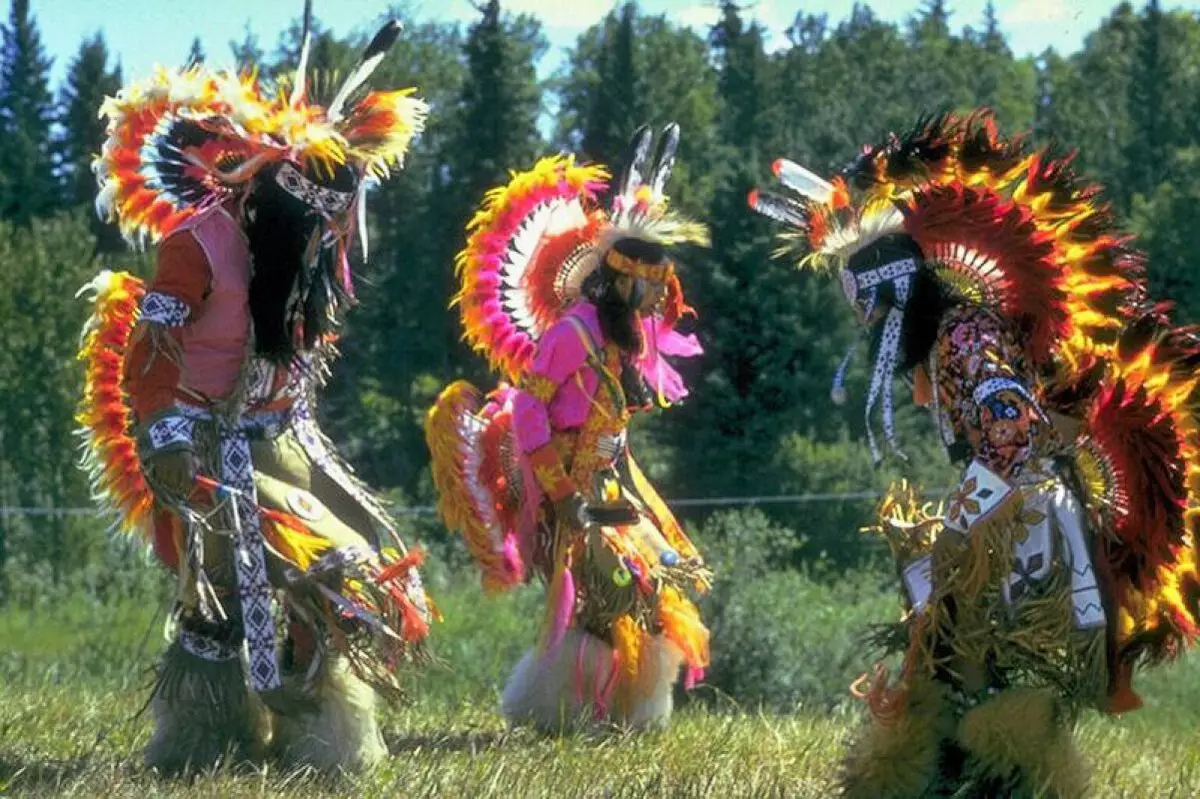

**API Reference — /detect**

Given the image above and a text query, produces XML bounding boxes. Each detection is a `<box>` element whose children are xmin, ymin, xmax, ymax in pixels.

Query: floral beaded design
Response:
<box><xmin>931</xmin><ymin>306</ymin><xmax>1052</xmax><ymax>478</ymax></box>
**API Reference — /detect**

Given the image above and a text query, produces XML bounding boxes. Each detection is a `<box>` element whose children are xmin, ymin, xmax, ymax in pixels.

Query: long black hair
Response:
<box><xmin>242</xmin><ymin>160</ymin><xmax>358</xmax><ymax>363</ymax></box>
<box><xmin>581</xmin><ymin>236</ymin><xmax>667</xmax><ymax>409</ymax></box>
<box><xmin>852</xmin><ymin>233</ymin><xmax>957</xmax><ymax>372</ymax></box>
<box><xmin>582</xmin><ymin>236</ymin><xmax>665</xmax><ymax>352</ymax></box>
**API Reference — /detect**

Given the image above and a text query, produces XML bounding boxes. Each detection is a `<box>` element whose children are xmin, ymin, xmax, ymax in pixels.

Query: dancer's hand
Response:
<box><xmin>148</xmin><ymin>449</ymin><xmax>196</xmax><ymax>499</ymax></box>
<box><xmin>554</xmin><ymin>492</ymin><xmax>589</xmax><ymax>531</ymax></box>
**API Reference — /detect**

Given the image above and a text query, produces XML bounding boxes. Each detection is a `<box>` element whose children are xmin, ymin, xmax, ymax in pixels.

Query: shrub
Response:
<box><xmin>691</xmin><ymin>507</ymin><xmax>900</xmax><ymax>710</ymax></box>
<box><xmin>700</xmin><ymin>568</ymin><xmax>898</xmax><ymax>711</ymax></box>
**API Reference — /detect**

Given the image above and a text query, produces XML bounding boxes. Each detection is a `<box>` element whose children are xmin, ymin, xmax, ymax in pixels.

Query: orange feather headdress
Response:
<box><xmin>94</xmin><ymin>9</ymin><xmax>427</xmax><ymax>248</ymax></box>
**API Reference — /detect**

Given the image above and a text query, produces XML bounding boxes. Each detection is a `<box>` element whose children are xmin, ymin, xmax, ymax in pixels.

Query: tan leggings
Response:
<box><xmin>250</xmin><ymin>431</ymin><xmax>381</xmax><ymax>552</ymax></box>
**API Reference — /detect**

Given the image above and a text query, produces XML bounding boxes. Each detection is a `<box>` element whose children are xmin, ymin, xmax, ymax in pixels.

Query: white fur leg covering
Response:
<box><xmin>501</xmin><ymin>629</ymin><xmax>685</xmax><ymax>733</ymax></box>
<box><xmin>272</xmin><ymin>657</ymin><xmax>387</xmax><ymax>773</ymax></box>
<box><xmin>617</xmin><ymin>633</ymin><xmax>685</xmax><ymax>731</ymax></box>
<box><xmin>143</xmin><ymin>642</ymin><xmax>270</xmax><ymax>775</ymax></box>
<box><xmin>502</xmin><ymin>628</ymin><xmax>614</xmax><ymax>733</ymax></box>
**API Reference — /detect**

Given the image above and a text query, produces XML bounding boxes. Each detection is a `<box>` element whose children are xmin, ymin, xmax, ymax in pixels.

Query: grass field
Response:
<box><xmin>2</xmin><ymin>577</ymin><xmax>1199</xmax><ymax>797</ymax></box>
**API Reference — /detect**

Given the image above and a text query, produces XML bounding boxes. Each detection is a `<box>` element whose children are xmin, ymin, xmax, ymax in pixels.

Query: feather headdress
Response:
<box><xmin>94</xmin><ymin>2</ymin><xmax>427</xmax><ymax>248</ymax></box>
<box><xmin>454</xmin><ymin>123</ymin><xmax>707</xmax><ymax>402</ymax></box>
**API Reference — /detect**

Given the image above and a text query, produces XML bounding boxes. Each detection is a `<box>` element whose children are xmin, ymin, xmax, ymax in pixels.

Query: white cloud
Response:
<box><xmin>496</xmin><ymin>0</ymin><xmax>616</xmax><ymax>30</ymax></box>
<box><xmin>1001</xmin><ymin>0</ymin><xmax>1077</xmax><ymax>26</ymax></box>
<box><xmin>674</xmin><ymin>4</ymin><xmax>719</xmax><ymax>31</ymax></box>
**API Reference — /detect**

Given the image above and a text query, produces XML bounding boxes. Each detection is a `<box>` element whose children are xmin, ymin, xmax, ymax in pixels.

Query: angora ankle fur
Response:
<box><xmin>143</xmin><ymin>642</ymin><xmax>270</xmax><ymax>775</ymax></box>
<box><xmin>957</xmin><ymin>687</ymin><xmax>1090</xmax><ymax>799</ymax></box>
<box><xmin>271</xmin><ymin>656</ymin><xmax>387</xmax><ymax>774</ymax></box>
<box><xmin>501</xmin><ymin>628</ymin><xmax>684</xmax><ymax>734</ymax></box>
<box><xmin>837</xmin><ymin>677</ymin><xmax>957</xmax><ymax>799</ymax></box>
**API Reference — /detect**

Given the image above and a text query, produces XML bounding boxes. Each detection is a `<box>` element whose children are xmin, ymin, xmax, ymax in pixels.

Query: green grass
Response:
<box><xmin>2</xmin><ymin>578</ymin><xmax>1200</xmax><ymax>797</ymax></box>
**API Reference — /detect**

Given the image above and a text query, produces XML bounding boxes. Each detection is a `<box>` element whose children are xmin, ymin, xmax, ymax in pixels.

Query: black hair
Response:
<box><xmin>243</xmin><ymin>160</ymin><xmax>359</xmax><ymax>363</ymax></box>
<box><xmin>582</xmin><ymin>236</ymin><xmax>667</xmax><ymax>352</ymax></box>
<box><xmin>853</xmin><ymin>233</ymin><xmax>957</xmax><ymax>372</ymax></box>
<box><xmin>581</xmin><ymin>236</ymin><xmax>669</xmax><ymax>409</ymax></box>
<box><xmin>898</xmin><ymin>268</ymin><xmax>957</xmax><ymax>371</ymax></box>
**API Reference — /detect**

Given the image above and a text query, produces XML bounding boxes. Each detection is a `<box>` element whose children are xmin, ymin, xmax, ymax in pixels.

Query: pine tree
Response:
<box><xmin>315</xmin><ymin>18</ymin><xmax>468</xmax><ymax>493</ymax></box>
<box><xmin>982</xmin><ymin>0</ymin><xmax>1005</xmax><ymax>54</ymax></box>
<box><xmin>710</xmin><ymin>3</ymin><xmax>767</xmax><ymax>152</ymax></box>
<box><xmin>1033</xmin><ymin>50</ymin><xmax>1065</xmax><ymax>138</ymax></box>
<box><xmin>903</xmin><ymin>0</ymin><xmax>975</xmax><ymax>115</ymax></box>
<box><xmin>670</xmin><ymin>3</ymin><xmax>785</xmax><ymax>498</ymax></box>
<box><xmin>230</xmin><ymin>24</ymin><xmax>264</xmax><ymax>75</ymax></box>
<box><xmin>967</xmin><ymin>0</ymin><xmax>1036</xmax><ymax>128</ymax></box>
<box><xmin>0</xmin><ymin>215</ymin><xmax>119</xmax><ymax>589</ymax></box>
<box><xmin>450</xmin><ymin>0</ymin><xmax>541</xmax><ymax>199</ymax></box>
<box><xmin>0</xmin><ymin>0</ymin><xmax>60</xmax><ymax>224</ymax></box>
<box><xmin>1126</xmin><ymin>0</ymin><xmax>1169</xmax><ymax>203</ymax></box>
<box><xmin>580</xmin><ymin>2</ymin><xmax>639</xmax><ymax>165</ymax></box>
<box><xmin>59</xmin><ymin>33</ymin><xmax>123</xmax><ymax>253</ymax></box>
<box><xmin>428</xmin><ymin>0</ymin><xmax>542</xmax><ymax>377</ymax></box>
<box><xmin>313</xmin><ymin>1</ymin><xmax>543</xmax><ymax>493</ymax></box>
<box><xmin>1047</xmin><ymin>4</ymin><xmax>1139</xmax><ymax>207</ymax></box>
<box><xmin>665</xmin><ymin>3</ymin><xmax>955</xmax><ymax>560</ymax></box>
<box><xmin>916</xmin><ymin>0</ymin><xmax>951</xmax><ymax>39</ymax></box>
<box><xmin>556</xmin><ymin>8</ymin><xmax>720</xmax><ymax>211</ymax></box>
<box><xmin>186</xmin><ymin>36</ymin><xmax>206</xmax><ymax>67</ymax></box>
<box><xmin>1132</xmin><ymin>149</ymin><xmax>1200</xmax><ymax>324</ymax></box>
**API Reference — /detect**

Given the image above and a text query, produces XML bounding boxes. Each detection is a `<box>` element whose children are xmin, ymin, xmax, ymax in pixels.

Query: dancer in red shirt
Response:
<box><xmin>79</xmin><ymin>17</ymin><xmax>431</xmax><ymax>774</ymax></box>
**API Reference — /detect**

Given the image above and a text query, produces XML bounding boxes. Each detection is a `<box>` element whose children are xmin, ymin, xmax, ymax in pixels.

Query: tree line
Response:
<box><xmin>1</xmin><ymin>0</ymin><xmax>1199</xmax><ymax>596</ymax></box>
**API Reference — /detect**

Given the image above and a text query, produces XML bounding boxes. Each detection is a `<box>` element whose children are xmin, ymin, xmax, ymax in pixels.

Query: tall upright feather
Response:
<box><xmin>290</xmin><ymin>0</ymin><xmax>314</xmax><ymax>106</ymax></box>
<box><xmin>329</xmin><ymin>20</ymin><xmax>403</xmax><ymax>121</ymax></box>
<box><xmin>648</xmin><ymin>122</ymin><xmax>680</xmax><ymax>202</ymax></box>
<box><xmin>617</xmin><ymin>124</ymin><xmax>653</xmax><ymax>201</ymax></box>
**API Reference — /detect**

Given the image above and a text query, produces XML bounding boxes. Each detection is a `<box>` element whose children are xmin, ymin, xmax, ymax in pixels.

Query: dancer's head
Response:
<box><xmin>243</xmin><ymin>159</ymin><xmax>361</xmax><ymax>363</ymax></box>
<box><xmin>583</xmin><ymin>236</ymin><xmax>672</xmax><ymax>353</ymax></box>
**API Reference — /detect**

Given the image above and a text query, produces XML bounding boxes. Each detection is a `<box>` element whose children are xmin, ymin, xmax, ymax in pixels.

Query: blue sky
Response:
<box><xmin>23</xmin><ymin>0</ymin><xmax>1200</xmax><ymax>88</ymax></box>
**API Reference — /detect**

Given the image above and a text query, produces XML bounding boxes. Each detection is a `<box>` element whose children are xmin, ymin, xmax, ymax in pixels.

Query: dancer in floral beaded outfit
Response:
<box><xmin>752</xmin><ymin>110</ymin><xmax>1200</xmax><ymax>797</ymax></box>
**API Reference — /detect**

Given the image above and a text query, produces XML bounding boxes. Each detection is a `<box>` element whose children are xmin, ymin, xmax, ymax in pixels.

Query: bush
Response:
<box><xmin>689</xmin><ymin>507</ymin><xmax>901</xmax><ymax>710</ymax></box>
<box><xmin>412</xmin><ymin>580</ymin><xmax>542</xmax><ymax>704</ymax></box>
<box><xmin>700</xmin><ymin>568</ymin><xmax>898</xmax><ymax>711</ymax></box>
<box><xmin>766</xmin><ymin>427</ymin><xmax>956</xmax><ymax>568</ymax></box>
<box><xmin>694</xmin><ymin>506</ymin><xmax>808</xmax><ymax>579</ymax></box>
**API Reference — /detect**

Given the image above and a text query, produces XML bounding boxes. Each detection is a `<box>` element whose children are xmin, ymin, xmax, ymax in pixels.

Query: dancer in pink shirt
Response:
<box><xmin>428</xmin><ymin>126</ymin><xmax>712</xmax><ymax>732</ymax></box>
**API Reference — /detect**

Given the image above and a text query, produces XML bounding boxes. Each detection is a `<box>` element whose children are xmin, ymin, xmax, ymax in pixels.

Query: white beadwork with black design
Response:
<box><xmin>862</xmin><ymin>272</ymin><xmax>912</xmax><ymax>463</ymax></box>
<box><xmin>275</xmin><ymin>162</ymin><xmax>354</xmax><ymax>214</ymax></box>
<box><xmin>141</xmin><ymin>291</ymin><xmax>190</xmax><ymax>326</ymax></box>
<box><xmin>853</xmin><ymin>257</ymin><xmax>919</xmax><ymax>291</ymax></box>
<box><xmin>144</xmin><ymin>413</ymin><xmax>196</xmax><ymax>452</ymax></box>
<box><xmin>218</xmin><ymin>423</ymin><xmax>281</xmax><ymax>692</ymax></box>
<box><xmin>973</xmin><ymin>376</ymin><xmax>1043</xmax><ymax>417</ymax></box>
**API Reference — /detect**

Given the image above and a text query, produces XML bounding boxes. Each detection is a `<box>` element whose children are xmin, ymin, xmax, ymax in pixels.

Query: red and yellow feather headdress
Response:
<box><xmin>94</xmin><ymin>15</ymin><xmax>427</xmax><ymax>247</ymax></box>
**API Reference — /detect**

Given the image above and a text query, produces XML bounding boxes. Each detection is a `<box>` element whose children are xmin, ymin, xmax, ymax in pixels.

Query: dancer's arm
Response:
<box><xmin>511</xmin><ymin>317</ymin><xmax>589</xmax><ymax>503</ymax></box>
<box><xmin>124</xmin><ymin>232</ymin><xmax>211</xmax><ymax>420</ymax></box>
<box><xmin>123</xmin><ymin>232</ymin><xmax>211</xmax><ymax>494</ymax></box>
